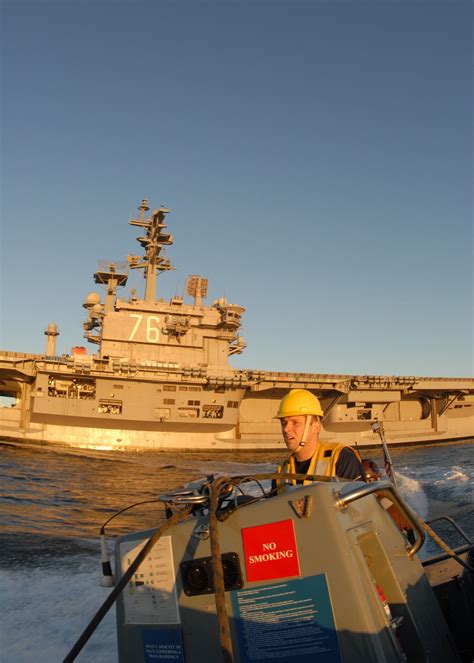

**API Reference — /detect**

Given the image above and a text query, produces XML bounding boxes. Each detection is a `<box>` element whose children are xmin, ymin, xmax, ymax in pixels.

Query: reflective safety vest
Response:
<box><xmin>276</xmin><ymin>442</ymin><xmax>361</xmax><ymax>491</ymax></box>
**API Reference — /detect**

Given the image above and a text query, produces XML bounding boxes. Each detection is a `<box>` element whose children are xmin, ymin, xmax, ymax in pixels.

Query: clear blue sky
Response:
<box><xmin>1</xmin><ymin>1</ymin><xmax>472</xmax><ymax>377</ymax></box>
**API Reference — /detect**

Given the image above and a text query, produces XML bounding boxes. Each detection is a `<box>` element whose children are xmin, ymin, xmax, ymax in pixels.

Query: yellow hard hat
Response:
<box><xmin>275</xmin><ymin>389</ymin><xmax>324</xmax><ymax>418</ymax></box>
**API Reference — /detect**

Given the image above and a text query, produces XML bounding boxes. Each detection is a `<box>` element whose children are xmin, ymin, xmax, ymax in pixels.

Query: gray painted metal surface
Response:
<box><xmin>115</xmin><ymin>480</ymin><xmax>460</xmax><ymax>662</ymax></box>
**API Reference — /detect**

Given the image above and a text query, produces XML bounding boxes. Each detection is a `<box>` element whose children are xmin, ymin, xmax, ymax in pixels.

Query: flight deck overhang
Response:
<box><xmin>0</xmin><ymin>354</ymin><xmax>37</xmax><ymax>383</ymax></box>
<box><xmin>246</xmin><ymin>371</ymin><xmax>352</xmax><ymax>393</ymax></box>
<box><xmin>246</xmin><ymin>370</ymin><xmax>474</xmax><ymax>398</ymax></box>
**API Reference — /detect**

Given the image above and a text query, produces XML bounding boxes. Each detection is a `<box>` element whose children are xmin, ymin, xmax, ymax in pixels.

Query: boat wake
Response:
<box><xmin>395</xmin><ymin>472</ymin><xmax>429</xmax><ymax>520</ymax></box>
<box><xmin>1</xmin><ymin>557</ymin><xmax>117</xmax><ymax>663</ymax></box>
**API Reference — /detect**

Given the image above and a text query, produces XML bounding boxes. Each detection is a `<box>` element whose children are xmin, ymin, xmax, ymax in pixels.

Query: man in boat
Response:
<box><xmin>274</xmin><ymin>388</ymin><xmax>364</xmax><ymax>489</ymax></box>
<box><xmin>273</xmin><ymin>389</ymin><xmax>415</xmax><ymax>541</ymax></box>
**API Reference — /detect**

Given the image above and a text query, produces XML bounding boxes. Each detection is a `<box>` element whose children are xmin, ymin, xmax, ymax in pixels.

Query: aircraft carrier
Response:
<box><xmin>1</xmin><ymin>199</ymin><xmax>473</xmax><ymax>451</ymax></box>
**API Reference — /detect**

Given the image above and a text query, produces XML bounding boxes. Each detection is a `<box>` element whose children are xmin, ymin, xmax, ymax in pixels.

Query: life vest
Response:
<box><xmin>276</xmin><ymin>442</ymin><xmax>361</xmax><ymax>492</ymax></box>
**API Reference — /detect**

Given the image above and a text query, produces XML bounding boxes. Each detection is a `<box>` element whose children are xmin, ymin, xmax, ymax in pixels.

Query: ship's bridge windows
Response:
<box><xmin>188</xmin><ymin>400</ymin><xmax>200</xmax><ymax>406</ymax></box>
<box><xmin>164</xmin><ymin>398</ymin><xmax>175</xmax><ymax>405</ymax></box>
<box><xmin>188</xmin><ymin>386</ymin><xmax>202</xmax><ymax>392</ymax></box>
<box><xmin>113</xmin><ymin>384</ymin><xmax>124</xmax><ymax>390</ymax></box>
<box><xmin>98</xmin><ymin>399</ymin><xmax>122</xmax><ymax>415</ymax></box>
<box><xmin>179</xmin><ymin>386</ymin><xmax>188</xmax><ymax>391</ymax></box>
<box><xmin>164</xmin><ymin>385</ymin><xmax>177</xmax><ymax>392</ymax></box>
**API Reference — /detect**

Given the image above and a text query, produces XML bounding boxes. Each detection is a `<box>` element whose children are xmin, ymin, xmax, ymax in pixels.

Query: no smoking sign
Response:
<box><xmin>241</xmin><ymin>519</ymin><xmax>301</xmax><ymax>582</ymax></box>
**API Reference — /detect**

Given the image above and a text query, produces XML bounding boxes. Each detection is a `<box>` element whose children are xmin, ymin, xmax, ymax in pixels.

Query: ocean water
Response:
<box><xmin>0</xmin><ymin>440</ymin><xmax>472</xmax><ymax>662</ymax></box>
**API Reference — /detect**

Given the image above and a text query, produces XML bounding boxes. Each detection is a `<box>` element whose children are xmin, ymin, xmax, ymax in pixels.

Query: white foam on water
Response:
<box><xmin>442</xmin><ymin>466</ymin><xmax>470</xmax><ymax>482</ymax></box>
<box><xmin>434</xmin><ymin>466</ymin><xmax>471</xmax><ymax>490</ymax></box>
<box><xmin>1</xmin><ymin>558</ymin><xmax>116</xmax><ymax>663</ymax></box>
<box><xmin>394</xmin><ymin>472</ymin><xmax>429</xmax><ymax>520</ymax></box>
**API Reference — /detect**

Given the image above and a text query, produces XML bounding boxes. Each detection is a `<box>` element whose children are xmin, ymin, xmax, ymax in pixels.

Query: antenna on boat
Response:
<box><xmin>371</xmin><ymin>421</ymin><xmax>397</xmax><ymax>487</ymax></box>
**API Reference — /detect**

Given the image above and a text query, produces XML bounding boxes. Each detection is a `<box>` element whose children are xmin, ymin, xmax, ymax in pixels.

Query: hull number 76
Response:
<box><xmin>128</xmin><ymin>314</ymin><xmax>160</xmax><ymax>343</ymax></box>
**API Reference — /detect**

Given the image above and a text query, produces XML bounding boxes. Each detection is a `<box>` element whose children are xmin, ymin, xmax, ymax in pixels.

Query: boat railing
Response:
<box><xmin>333</xmin><ymin>479</ymin><xmax>426</xmax><ymax>558</ymax></box>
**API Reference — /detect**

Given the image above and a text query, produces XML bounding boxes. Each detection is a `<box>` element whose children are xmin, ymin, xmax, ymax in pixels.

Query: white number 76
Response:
<box><xmin>128</xmin><ymin>314</ymin><xmax>160</xmax><ymax>343</ymax></box>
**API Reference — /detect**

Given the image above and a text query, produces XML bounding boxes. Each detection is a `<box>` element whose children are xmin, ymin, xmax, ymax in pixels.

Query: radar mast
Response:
<box><xmin>128</xmin><ymin>198</ymin><xmax>174</xmax><ymax>301</ymax></box>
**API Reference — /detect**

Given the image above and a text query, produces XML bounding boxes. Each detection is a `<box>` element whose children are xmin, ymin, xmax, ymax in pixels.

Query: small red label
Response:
<box><xmin>241</xmin><ymin>519</ymin><xmax>300</xmax><ymax>582</ymax></box>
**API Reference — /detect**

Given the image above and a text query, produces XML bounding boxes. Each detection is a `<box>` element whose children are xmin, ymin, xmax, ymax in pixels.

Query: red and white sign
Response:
<box><xmin>241</xmin><ymin>519</ymin><xmax>300</xmax><ymax>582</ymax></box>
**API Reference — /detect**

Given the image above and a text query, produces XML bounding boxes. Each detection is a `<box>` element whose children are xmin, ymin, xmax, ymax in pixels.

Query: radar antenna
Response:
<box><xmin>186</xmin><ymin>275</ymin><xmax>208</xmax><ymax>306</ymax></box>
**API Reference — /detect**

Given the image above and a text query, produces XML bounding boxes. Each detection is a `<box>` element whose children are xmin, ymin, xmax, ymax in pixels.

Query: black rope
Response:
<box><xmin>100</xmin><ymin>498</ymin><xmax>164</xmax><ymax>534</ymax></box>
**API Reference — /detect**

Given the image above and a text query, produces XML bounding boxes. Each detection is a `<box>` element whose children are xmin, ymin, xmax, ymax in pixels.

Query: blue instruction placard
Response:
<box><xmin>143</xmin><ymin>628</ymin><xmax>184</xmax><ymax>662</ymax></box>
<box><xmin>231</xmin><ymin>574</ymin><xmax>342</xmax><ymax>663</ymax></box>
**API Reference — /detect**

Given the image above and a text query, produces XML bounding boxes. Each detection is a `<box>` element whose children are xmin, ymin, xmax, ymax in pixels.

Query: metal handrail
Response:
<box><xmin>159</xmin><ymin>488</ymin><xmax>209</xmax><ymax>505</ymax></box>
<box><xmin>421</xmin><ymin>515</ymin><xmax>473</xmax><ymax>571</ymax></box>
<box><xmin>333</xmin><ymin>479</ymin><xmax>425</xmax><ymax>558</ymax></box>
<box><xmin>168</xmin><ymin>494</ymin><xmax>210</xmax><ymax>505</ymax></box>
<box><xmin>425</xmin><ymin>515</ymin><xmax>472</xmax><ymax>546</ymax></box>
<box><xmin>422</xmin><ymin>544</ymin><xmax>473</xmax><ymax>568</ymax></box>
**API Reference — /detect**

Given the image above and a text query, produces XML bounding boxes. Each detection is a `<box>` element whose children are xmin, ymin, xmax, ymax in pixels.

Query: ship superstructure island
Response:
<box><xmin>0</xmin><ymin>199</ymin><xmax>473</xmax><ymax>450</ymax></box>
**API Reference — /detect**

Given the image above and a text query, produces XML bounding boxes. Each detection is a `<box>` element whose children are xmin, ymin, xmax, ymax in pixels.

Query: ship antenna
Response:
<box><xmin>137</xmin><ymin>198</ymin><xmax>149</xmax><ymax>224</ymax></box>
<box><xmin>128</xmin><ymin>198</ymin><xmax>174</xmax><ymax>302</ymax></box>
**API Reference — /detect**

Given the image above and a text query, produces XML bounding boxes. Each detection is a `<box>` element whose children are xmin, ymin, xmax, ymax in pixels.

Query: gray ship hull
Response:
<box><xmin>1</xmin><ymin>351</ymin><xmax>473</xmax><ymax>451</ymax></box>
